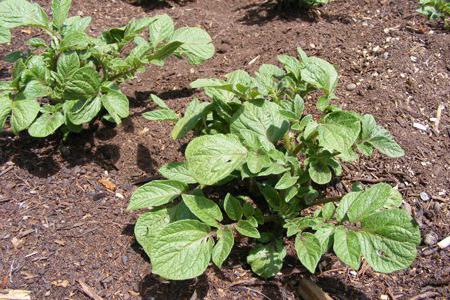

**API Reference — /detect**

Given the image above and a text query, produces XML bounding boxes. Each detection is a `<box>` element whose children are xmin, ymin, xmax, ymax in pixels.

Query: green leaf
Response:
<box><xmin>62</xmin><ymin>15</ymin><xmax>91</xmax><ymax>34</ymax></box>
<box><xmin>26</xmin><ymin>37</ymin><xmax>46</xmax><ymax>47</ymax></box>
<box><xmin>0</xmin><ymin>26</ymin><xmax>11</xmax><ymax>44</ymax></box>
<box><xmin>149</xmin><ymin>14</ymin><xmax>174</xmax><ymax>48</ymax></box>
<box><xmin>0</xmin><ymin>95</ymin><xmax>12</xmax><ymax>129</ymax></box>
<box><xmin>299</xmin><ymin>48</ymin><xmax>338</xmax><ymax>96</ymax></box>
<box><xmin>11</xmin><ymin>97</ymin><xmax>40</xmax><ymax>133</ymax></box>
<box><xmin>284</xmin><ymin>217</ymin><xmax>323</xmax><ymax>237</ymax></box>
<box><xmin>52</xmin><ymin>0</ymin><xmax>72</xmax><ymax>28</ymax></box>
<box><xmin>150</xmin><ymin>94</ymin><xmax>169</xmax><ymax>109</ymax></box>
<box><xmin>295</xmin><ymin>232</ymin><xmax>322</xmax><ymax>273</ymax></box>
<box><xmin>321</xmin><ymin>202</ymin><xmax>335</xmax><ymax>220</ymax></box>
<box><xmin>347</xmin><ymin>183</ymin><xmax>392</xmax><ymax>222</ymax></box>
<box><xmin>223</xmin><ymin>193</ymin><xmax>243</xmax><ymax>221</ymax></box>
<box><xmin>236</xmin><ymin>220</ymin><xmax>260</xmax><ymax>238</ymax></box>
<box><xmin>308</xmin><ymin>160</ymin><xmax>332</xmax><ymax>185</ymax></box>
<box><xmin>134</xmin><ymin>208</ymin><xmax>172</xmax><ymax>258</ymax></box>
<box><xmin>128</xmin><ymin>180</ymin><xmax>187</xmax><ymax>211</ymax></box>
<box><xmin>60</xmin><ymin>30</ymin><xmax>90</xmax><ymax>50</ymax></box>
<box><xmin>57</xmin><ymin>52</ymin><xmax>80</xmax><ymax>79</ymax></box>
<box><xmin>149</xmin><ymin>41</ymin><xmax>182</xmax><ymax>65</ymax></box>
<box><xmin>275</xmin><ymin>172</ymin><xmax>299</xmax><ymax>190</ymax></box>
<box><xmin>64</xmin><ymin>66</ymin><xmax>100</xmax><ymax>101</ymax></box>
<box><xmin>314</xmin><ymin>224</ymin><xmax>335</xmax><ymax>252</ymax></box>
<box><xmin>247</xmin><ymin>240</ymin><xmax>286</xmax><ymax>278</ymax></box>
<box><xmin>318</xmin><ymin>111</ymin><xmax>361</xmax><ymax>153</ymax></box>
<box><xmin>356</xmin><ymin>209</ymin><xmax>420</xmax><ymax>273</ymax></box>
<box><xmin>23</xmin><ymin>80</ymin><xmax>51</xmax><ymax>99</ymax></box>
<box><xmin>333</xmin><ymin>226</ymin><xmax>361</xmax><ymax>270</ymax></box>
<box><xmin>0</xmin><ymin>0</ymin><xmax>49</xmax><ymax>29</ymax></box>
<box><xmin>143</xmin><ymin>109</ymin><xmax>178</xmax><ymax>121</ymax></box>
<box><xmin>182</xmin><ymin>194</ymin><xmax>223</xmax><ymax>227</ymax></box>
<box><xmin>67</xmin><ymin>96</ymin><xmax>102</xmax><ymax>125</ymax></box>
<box><xmin>28</xmin><ymin>111</ymin><xmax>64</xmax><ymax>137</ymax></box>
<box><xmin>185</xmin><ymin>134</ymin><xmax>248</xmax><ymax>186</ymax></box>
<box><xmin>246</xmin><ymin>151</ymin><xmax>272</xmax><ymax>174</ymax></box>
<box><xmin>158</xmin><ymin>162</ymin><xmax>197</xmax><ymax>184</ymax></box>
<box><xmin>360</xmin><ymin>114</ymin><xmax>404</xmax><ymax>158</ymax></box>
<box><xmin>100</xmin><ymin>89</ymin><xmax>129</xmax><ymax>124</ymax></box>
<box><xmin>212</xmin><ymin>228</ymin><xmax>234</xmax><ymax>268</ymax></box>
<box><xmin>151</xmin><ymin>220</ymin><xmax>213</xmax><ymax>280</ymax></box>
<box><xmin>230</xmin><ymin>99</ymin><xmax>289</xmax><ymax>144</ymax></box>
<box><xmin>171</xmin><ymin>27</ymin><xmax>215</xmax><ymax>65</ymax></box>
<box><xmin>171</xmin><ymin>98</ymin><xmax>210</xmax><ymax>139</ymax></box>
<box><xmin>335</xmin><ymin>191</ymin><xmax>361</xmax><ymax>222</ymax></box>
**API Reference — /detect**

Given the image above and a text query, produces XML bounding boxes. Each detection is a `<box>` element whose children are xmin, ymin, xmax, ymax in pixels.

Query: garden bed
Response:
<box><xmin>0</xmin><ymin>0</ymin><xmax>449</xmax><ymax>299</ymax></box>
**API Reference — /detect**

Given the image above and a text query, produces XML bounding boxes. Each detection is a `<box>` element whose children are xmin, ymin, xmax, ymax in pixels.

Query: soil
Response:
<box><xmin>0</xmin><ymin>0</ymin><xmax>449</xmax><ymax>299</ymax></box>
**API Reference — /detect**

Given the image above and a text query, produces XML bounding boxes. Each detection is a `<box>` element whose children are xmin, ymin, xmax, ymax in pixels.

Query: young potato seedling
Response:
<box><xmin>0</xmin><ymin>0</ymin><xmax>214</xmax><ymax>138</ymax></box>
<box><xmin>129</xmin><ymin>48</ymin><xmax>420</xmax><ymax>280</ymax></box>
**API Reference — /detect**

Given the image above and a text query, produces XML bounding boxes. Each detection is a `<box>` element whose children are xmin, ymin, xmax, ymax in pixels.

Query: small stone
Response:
<box><xmin>380</xmin><ymin>295</ymin><xmax>389</xmax><ymax>300</ymax></box>
<box><xmin>410</xmin><ymin>56</ymin><xmax>417</xmax><ymax>62</ymax></box>
<box><xmin>349</xmin><ymin>270</ymin><xmax>357</xmax><ymax>277</ymax></box>
<box><xmin>115</xmin><ymin>192</ymin><xmax>124</xmax><ymax>199</ymax></box>
<box><xmin>122</xmin><ymin>255</ymin><xmax>128</xmax><ymax>265</ymax></box>
<box><xmin>413</xmin><ymin>122</ymin><xmax>428</xmax><ymax>131</ymax></box>
<box><xmin>346</xmin><ymin>83</ymin><xmax>357</xmax><ymax>91</ymax></box>
<box><xmin>383</xmin><ymin>52</ymin><xmax>389</xmax><ymax>59</ymax></box>
<box><xmin>424</xmin><ymin>231</ymin><xmax>438</xmax><ymax>246</ymax></box>
<box><xmin>419</xmin><ymin>192</ymin><xmax>430</xmax><ymax>201</ymax></box>
<box><xmin>372</xmin><ymin>46</ymin><xmax>381</xmax><ymax>53</ymax></box>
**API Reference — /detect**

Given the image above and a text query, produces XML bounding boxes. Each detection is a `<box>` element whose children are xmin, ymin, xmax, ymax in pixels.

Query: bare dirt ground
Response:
<box><xmin>0</xmin><ymin>0</ymin><xmax>449</xmax><ymax>299</ymax></box>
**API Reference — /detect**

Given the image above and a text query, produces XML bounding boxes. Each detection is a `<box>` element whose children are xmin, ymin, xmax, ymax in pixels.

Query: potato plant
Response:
<box><xmin>417</xmin><ymin>0</ymin><xmax>450</xmax><ymax>28</ymax></box>
<box><xmin>0</xmin><ymin>0</ymin><xmax>214</xmax><ymax>138</ymax></box>
<box><xmin>129</xmin><ymin>48</ymin><xmax>420</xmax><ymax>280</ymax></box>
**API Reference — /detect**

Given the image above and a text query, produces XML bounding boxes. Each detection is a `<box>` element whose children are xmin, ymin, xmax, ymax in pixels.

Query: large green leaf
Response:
<box><xmin>171</xmin><ymin>27</ymin><xmax>215</xmax><ymax>65</ymax></box>
<box><xmin>60</xmin><ymin>30</ymin><xmax>90</xmax><ymax>51</ymax></box>
<box><xmin>247</xmin><ymin>240</ymin><xmax>286</xmax><ymax>278</ymax></box>
<box><xmin>64</xmin><ymin>66</ymin><xmax>100</xmax><ymax>101</ymax></box>
<box><xmin>356</xmin><ymin>209</ymin><xmax>420</xmax><ymax>273</ymax></box>
<box><xmin>171</xmin><ymin>98</ymin><xmax>210</xmax><ymax>139</ymax></box>
<box><xmin>0</xmin><ymin>26</ymin><xmax>11</xmax><ymax>44</ymax></box>
<box><xmin>67</xmin><ymin>96</ymin><xmax>102</xmax><ymax>125</ymax></box>
<box><xmin>185</xmin><ymin>134</ymin><xmax>248</xmax><ymax>186</ymax></box>
<box><xmin>230</xmin><ymin>99</ymin><xmax>289</xmax><ymax>144</ymax></box>
<box><xmin>151</xmin><ymin>220</ymin><xmax>214</xmax><ymax>280</ymax></box>
<box><xmin>359</xmin><ymin>114</ymin><xmax>404</xmax><ymax>158</ymax></box>
<box><xmin>28</xmin><ymin>111</ymin><xmax>64</xmax><ymax>137</ymax></box>
<box><xmin>0</xmin><ymin>95</ymin><xmax>12</xmax><ymax>128</ymax></box>
<box><xmin>223</xmin><ymin>193</ymin><xmax>243</xmax><ymax>221</ymax></box>
<box><xmin>128</xmin><ymin>180</ymin><xmax>187</xmax><ymax>211</ymax></box>
<box><xmin>52</xmin><ymin>0</ymin><xmax>72</xmax><ymax>28</ymax></box>
<box><xmin>23</xmin><ymin>80</ymin><xmax>51</xmax><ymax>99</ymax></box>
<box><xmin>149</xmin><ymin>14</ymin><xmax>174</xmax><ymax>48</ymax></box>
<box><xmin>333</xmin><ymin>226</ymin><xmax>361</xmax><ymax>270</ymax></box>
<box><xmin>56</xmin><ymin>51</ymin><xmax>80</xmax><ymax>79</ymax></box>
<box><xmin>298</xmin><ymin>47</ymin><xmax>338</xmax><ymax>96</ymax></box>
<box><xmin>182</xmin><ymin>194</ymin><xmax>223</xmax><ymax>227</ymax></box>
<box><xmin>347</xmin><ymin>183</ymin><xmax>392</xmax><ymax>222</ymax></box>
<box><xmin>11</xmin><ymin>97</ymin><xmax>40</xmax><ymax>133</ymax></box>
<box><xmin>295</xmin><ymin>232</ymin><xmax>322</xmax><ymax>273</ymax></box>
<box><xmin>134</xmin><ymin>203</ymin><xmax>194</xmax><ymax>258</ymax></box>
<box><xmin>0</xmin><ymin>0</ymin><xmax>49</xmax><ymax>29</ymax></box>
<box><xmin>212</xmin><ymin>228</ymin><xmax>234</xmax><ymax>268</ymax></box>
<box><xmin>158</xmin><ymin>162</ymin><xmax>197</xmax><ymax>184</ymax></box>
<box><xmin>143</xmin><ymin>109</ymin><xmax>178</xmax><ymax>121</ymax></box>
<box><xmin>308</xmin><ymin>160</ymin><xmax>332</xmax><ymax>185</ymax></box>
<box><xmin>318</xmin><ymin>111</ymin><xmax>361</xmax><ymax>153</ymax></box>
<box><xmin>236</xmin><ymin>220</ymin><xmax>260</xmax><ymax>238</ymax></box>
<box><xmin>100</xmin><ymin>89</ymin><xmax>129</xmax><ymax>124</ymax></box>
<box><xmin>335</xmin><ymin>191</ymin><xmax>361</xmax><ymax>222</ymax></box>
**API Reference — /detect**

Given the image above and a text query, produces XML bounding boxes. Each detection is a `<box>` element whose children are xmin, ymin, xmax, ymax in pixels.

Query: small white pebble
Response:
<box><xmin>410</xmin><ymin>56</ymin><xmax>417</xmax><ymax>62</ymax></box>
<box><xmin>115</xmin><ymin>193</ymin><xmax>124</xmax><ymax>200</ymax></box>
<box><xmin>413</xmin><ymin>122</ymin><xmax>428</xmax><ymax>131</ymax></box>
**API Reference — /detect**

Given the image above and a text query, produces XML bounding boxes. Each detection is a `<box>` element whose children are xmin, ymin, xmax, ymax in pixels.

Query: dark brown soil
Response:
<box><xmin>0</xmin><ymin>0</ymin><xmax>449</xmax><ymax>299</ymax></box>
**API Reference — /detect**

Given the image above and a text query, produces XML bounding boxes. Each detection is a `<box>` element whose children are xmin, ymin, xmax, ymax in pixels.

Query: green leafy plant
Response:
<box><xmin>129</xmin><ymin>48</ymin><xmax>420</xmax><ymax>280</ymax></box>
<box><xmin>417</xmin><ymin>0</ymin><xmax>450</xmax><ymax>28</ymax></box>
<box><xmin>0</xmin><ymin>0</ymin><xmax>214</xmax><ymax>138</ymax></box>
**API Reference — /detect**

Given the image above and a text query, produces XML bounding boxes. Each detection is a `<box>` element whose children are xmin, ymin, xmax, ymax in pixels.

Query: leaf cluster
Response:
<box><xmin>417</xmin><ymin>0</ymin><xmax>450</xmax><ymax>28</ymax></box>
<box><xmin>129</xmin><ymin>48</ymin><xmax>420</xmax><ymax>280</ymax></box>
<box><xmin>0</xmin><ymin>0</ymin><xmax>214</xmax><ymax>138</ymax></box>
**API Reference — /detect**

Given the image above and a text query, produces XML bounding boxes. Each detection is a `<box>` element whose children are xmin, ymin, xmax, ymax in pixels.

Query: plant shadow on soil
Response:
<box><xmin>0</xmin><ymin>123</ymin><xmax>123</xmax><ymax>177</ymax></box>
<box><xmin>237</xmin><ymin>1</ymin><xmax>319</xmax><ymax>26</ymax></box>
